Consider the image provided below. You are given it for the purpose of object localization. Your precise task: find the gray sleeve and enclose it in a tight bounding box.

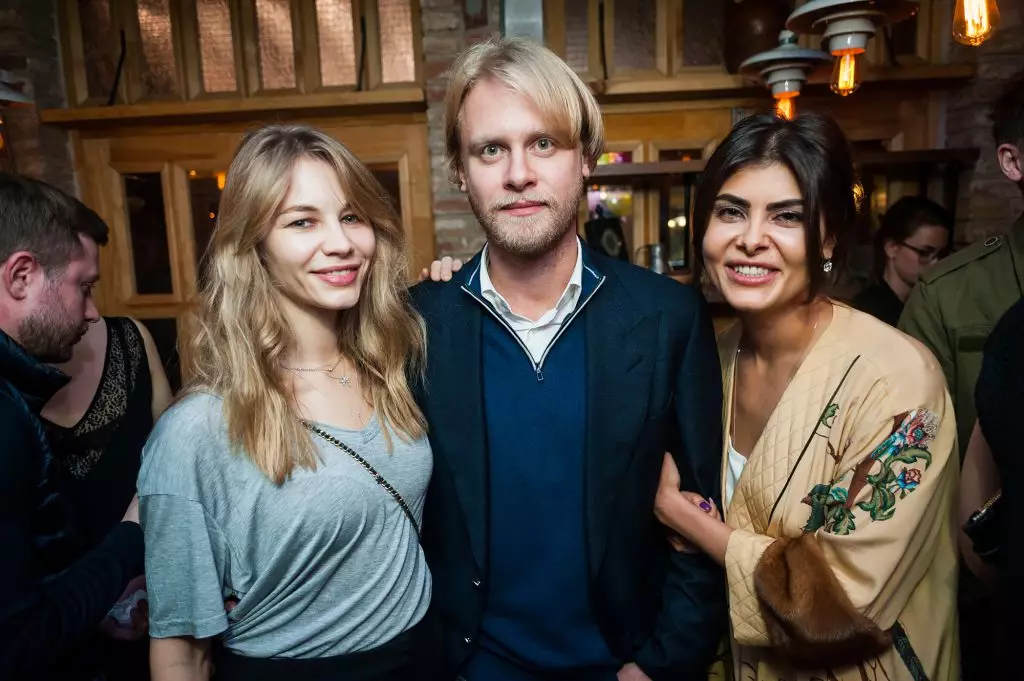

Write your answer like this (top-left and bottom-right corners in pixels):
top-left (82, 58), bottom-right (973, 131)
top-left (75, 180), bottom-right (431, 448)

top-left (142, 493), bottom-right (230, 640)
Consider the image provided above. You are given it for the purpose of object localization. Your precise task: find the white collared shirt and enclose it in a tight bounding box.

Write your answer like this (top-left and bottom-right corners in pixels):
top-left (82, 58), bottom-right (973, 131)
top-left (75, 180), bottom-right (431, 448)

top-left (478, 240), bottom-right (584, 363)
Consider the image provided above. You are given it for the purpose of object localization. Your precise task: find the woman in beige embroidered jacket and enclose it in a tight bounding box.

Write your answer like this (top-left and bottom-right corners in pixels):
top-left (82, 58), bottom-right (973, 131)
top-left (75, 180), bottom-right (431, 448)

top-left (654, 113), bottom-right (959, 681)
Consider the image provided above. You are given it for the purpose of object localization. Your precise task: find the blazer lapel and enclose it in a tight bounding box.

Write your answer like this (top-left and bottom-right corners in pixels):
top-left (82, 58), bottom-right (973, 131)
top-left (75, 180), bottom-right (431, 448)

top-left (584, 270), bottom-right (659, 577)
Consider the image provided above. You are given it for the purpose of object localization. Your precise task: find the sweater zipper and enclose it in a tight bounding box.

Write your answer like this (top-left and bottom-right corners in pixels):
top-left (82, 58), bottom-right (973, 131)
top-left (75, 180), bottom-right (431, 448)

top-left (462, 276), bottom-right (605, 382)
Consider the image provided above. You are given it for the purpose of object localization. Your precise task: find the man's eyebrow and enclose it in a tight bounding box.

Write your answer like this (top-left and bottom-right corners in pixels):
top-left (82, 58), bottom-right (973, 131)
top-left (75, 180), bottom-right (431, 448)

top-left (466, 129), bottom-right (553, 148)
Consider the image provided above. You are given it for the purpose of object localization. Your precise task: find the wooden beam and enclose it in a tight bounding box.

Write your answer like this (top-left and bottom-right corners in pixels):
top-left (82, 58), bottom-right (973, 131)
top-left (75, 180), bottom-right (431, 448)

top-left (593, 62), bottom-right (976, 104)
top-left (591, 159), bottom-right (705, 181)
top-left (39, 86), bottom-right (426, 128)
top-left (590, 148), bottom-right (982, 183)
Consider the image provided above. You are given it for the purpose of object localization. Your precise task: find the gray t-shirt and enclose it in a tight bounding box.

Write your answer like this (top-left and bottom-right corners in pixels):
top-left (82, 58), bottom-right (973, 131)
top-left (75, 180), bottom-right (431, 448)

top-left (138, 391), bottom-right (432, 658)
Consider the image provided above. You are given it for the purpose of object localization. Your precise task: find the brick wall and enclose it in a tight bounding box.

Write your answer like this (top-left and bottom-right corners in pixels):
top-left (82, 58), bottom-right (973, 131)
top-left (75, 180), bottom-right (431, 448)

top-left (422, 0), bottom-right (501, 260)
top-left (0, 0), bottom-right (75, 195)
top-left (945, 1), bottom-right (1024, 243)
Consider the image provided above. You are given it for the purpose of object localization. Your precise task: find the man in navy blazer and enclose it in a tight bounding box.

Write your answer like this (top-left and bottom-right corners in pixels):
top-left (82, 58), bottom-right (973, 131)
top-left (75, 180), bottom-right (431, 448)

top-left (411, 36), bottom-right (727, 681)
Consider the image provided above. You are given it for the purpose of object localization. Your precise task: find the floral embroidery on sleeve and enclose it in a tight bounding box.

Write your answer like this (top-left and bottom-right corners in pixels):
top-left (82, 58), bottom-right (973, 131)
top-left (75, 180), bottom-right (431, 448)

top-left (803, 409), bottom-right (937, 536)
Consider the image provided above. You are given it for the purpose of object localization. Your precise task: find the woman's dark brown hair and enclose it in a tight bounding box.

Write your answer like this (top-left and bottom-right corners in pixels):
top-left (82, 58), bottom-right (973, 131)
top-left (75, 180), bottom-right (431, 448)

top-left (871, 196), bottom-right (952, 279)
top-left (692, 112), bottom-right (859, 299)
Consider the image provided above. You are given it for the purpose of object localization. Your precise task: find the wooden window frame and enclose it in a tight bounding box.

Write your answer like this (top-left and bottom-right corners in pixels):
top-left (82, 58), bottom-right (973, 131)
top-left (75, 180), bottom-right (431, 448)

top-left (603, 0), bottom-right (671, 80)
top-left (179, 0), bottom-right (249, 100)
top-left (104, 161), bottom-right (191, 307)
top-left (544, 0), bottom-right (603, 84)
top-left (578, 140), bottom-right (647, 255)
top-left (237, 0), bottom-right (306, 96)
top-left (363, 0), bottom-right (424, 89)
top-left (57, 0), bottom-right (423, 107)
top-left (120, 0), bottom-right (189, 103)
top-left (58, 0), bottom-right (131, 106)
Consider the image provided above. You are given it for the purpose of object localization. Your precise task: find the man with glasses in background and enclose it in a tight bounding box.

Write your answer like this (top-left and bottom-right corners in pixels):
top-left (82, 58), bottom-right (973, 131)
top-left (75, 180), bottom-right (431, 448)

top-left (898, 71), bottom-right (1024, 681)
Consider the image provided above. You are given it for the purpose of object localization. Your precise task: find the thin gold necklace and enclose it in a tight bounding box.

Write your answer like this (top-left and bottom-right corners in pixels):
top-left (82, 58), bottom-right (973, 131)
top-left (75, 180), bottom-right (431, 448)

top-left (282, 356), bottom-right (352, 387)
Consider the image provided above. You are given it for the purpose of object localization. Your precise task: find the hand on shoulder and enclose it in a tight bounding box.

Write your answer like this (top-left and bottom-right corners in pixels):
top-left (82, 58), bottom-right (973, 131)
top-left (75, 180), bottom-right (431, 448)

top-left (419, 256), bottom-right (464, 283)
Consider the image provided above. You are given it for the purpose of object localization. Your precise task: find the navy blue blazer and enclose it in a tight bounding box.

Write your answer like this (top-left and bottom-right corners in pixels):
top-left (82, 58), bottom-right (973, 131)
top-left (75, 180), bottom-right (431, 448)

top-left (411, 246), bottom-right (727, 680)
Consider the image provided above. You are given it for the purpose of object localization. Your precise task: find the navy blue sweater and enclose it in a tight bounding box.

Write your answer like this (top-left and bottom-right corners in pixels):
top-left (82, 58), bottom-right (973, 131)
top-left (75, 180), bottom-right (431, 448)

top-left (472, 298), bottom-right (618, 676)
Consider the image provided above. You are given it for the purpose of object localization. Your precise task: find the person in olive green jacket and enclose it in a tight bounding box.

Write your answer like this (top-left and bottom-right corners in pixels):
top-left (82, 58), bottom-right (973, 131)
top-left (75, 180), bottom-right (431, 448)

top-left (898, 71), bottom-right (1023, 681)
top-left (898, 74), bottom-right (1024, 463)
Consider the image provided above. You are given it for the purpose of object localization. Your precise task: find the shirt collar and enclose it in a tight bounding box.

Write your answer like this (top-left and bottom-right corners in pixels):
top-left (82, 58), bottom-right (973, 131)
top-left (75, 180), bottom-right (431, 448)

top-left (478, 238), bottom-right (584, 321)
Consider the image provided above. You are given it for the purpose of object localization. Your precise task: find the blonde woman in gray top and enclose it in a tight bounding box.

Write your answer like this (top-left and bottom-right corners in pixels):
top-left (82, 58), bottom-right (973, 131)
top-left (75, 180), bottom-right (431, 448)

top-left (138, 125), bottom-right (436, 681)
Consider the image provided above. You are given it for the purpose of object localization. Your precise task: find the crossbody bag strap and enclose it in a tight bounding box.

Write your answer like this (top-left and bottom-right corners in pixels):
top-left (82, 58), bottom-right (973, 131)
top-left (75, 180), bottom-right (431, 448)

top-left (303, 421), bottom-right (421, 539)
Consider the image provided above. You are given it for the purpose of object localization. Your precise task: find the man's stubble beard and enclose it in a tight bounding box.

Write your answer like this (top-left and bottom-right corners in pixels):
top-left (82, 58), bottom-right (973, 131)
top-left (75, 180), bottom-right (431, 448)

top-left (17, 284), bottom-right (86, 364)
top-left (467, 180), bottom-right (586, 260)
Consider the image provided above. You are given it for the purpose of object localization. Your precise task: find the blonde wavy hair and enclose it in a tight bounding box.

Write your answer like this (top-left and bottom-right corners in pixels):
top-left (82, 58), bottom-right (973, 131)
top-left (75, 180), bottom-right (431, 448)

top-left (444, 36), bottom-right (605, 185)
top-left (183, 124), bottom-right (426, 484)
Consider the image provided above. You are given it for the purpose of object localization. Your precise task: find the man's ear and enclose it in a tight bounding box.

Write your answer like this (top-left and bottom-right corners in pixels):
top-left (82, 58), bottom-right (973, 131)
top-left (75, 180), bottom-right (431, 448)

top-left (997, 143), bottom-right (1022, 184)
top-left (582, 153), bottom-right (593, 181)
top-left (2, 252), bottom-right (42, 301)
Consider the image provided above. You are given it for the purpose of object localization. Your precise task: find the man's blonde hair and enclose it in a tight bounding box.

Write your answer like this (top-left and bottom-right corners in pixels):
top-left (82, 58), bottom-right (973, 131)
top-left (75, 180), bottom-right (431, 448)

top-left (444, 36), bottom-right (605, 184)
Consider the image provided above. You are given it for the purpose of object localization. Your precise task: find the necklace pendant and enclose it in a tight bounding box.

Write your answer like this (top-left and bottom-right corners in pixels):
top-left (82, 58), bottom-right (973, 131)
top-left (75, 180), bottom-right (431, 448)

top-left (338, 375), bottom-right (351, 387)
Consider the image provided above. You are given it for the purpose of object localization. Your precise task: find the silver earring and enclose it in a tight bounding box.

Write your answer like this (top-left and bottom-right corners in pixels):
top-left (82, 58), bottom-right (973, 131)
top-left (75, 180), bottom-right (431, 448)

top-left (823, 259), bottom-right (833, 274)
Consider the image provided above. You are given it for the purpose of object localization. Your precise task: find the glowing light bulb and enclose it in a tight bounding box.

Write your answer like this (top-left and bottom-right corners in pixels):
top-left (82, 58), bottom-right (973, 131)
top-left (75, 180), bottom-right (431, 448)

top-left (774, 94), bottom-right (796, 120)
top-left (216, 172), bottom-right (226, 190)
top-left (853, 181), bottom-right (865, 210)
top-left (952, 0), bottom-right (1000, 46)
top-left (830, 50), bottom-right (863, 97)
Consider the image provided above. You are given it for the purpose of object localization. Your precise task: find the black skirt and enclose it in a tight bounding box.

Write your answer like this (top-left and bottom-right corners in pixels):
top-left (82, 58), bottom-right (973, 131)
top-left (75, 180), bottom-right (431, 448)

top-left (212, 614), bottom-right (441, 681)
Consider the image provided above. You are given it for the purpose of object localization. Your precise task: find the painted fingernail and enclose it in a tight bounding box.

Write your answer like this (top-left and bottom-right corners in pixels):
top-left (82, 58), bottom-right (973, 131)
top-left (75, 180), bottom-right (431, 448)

top-left (699, 500), bottom-right (712, 512)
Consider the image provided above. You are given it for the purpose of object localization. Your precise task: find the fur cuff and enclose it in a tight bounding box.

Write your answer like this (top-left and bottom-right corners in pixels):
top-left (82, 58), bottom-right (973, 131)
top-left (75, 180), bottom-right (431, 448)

top-left (754, 533), bottom-right (890, 668)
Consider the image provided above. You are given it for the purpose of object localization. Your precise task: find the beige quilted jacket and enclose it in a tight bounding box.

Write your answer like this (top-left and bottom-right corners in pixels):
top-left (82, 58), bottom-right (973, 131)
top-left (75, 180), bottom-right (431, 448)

top-left (716, 304), bottom-right (959, 681)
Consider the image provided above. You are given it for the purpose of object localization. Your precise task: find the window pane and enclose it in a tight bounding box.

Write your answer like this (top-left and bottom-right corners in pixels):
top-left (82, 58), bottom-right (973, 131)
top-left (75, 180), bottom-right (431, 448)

top-left (681, 0), bottom-right (723, 67)
top-left (586, 152), bottom-right (634, 259)
top-left (196, 0), bottom-right (238, 93)
top-left (187, 171), bottom-right (225, 288)
top-left (370, 165), bottom-right (402, 215)
top-left (255, 0), bottom-right (297, 90)
top-left (315, 0), bottom-right (357, 87)
top-left (378, 0), bottom-right (415, 83)
top-left (659, 178), bottom-right (693, 271)
top-left (136, 0), bottom-right (178, 97)
top-left (123, 173), bottom-right (174, 295)
top-left (657, 148), bottom-right (702, 162)
top-left (564, 0), bottom-right (590, 73)
top-left (656, 149), bottom-right (702, 271)
top-left (78, 0), bottom-right (118, 100)
top-left (889, 12), bottom-right (918, 56)
top-left (139, 318), bottom-right (181, 392)
top-left (613, 1), bottom-right (656, 72)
